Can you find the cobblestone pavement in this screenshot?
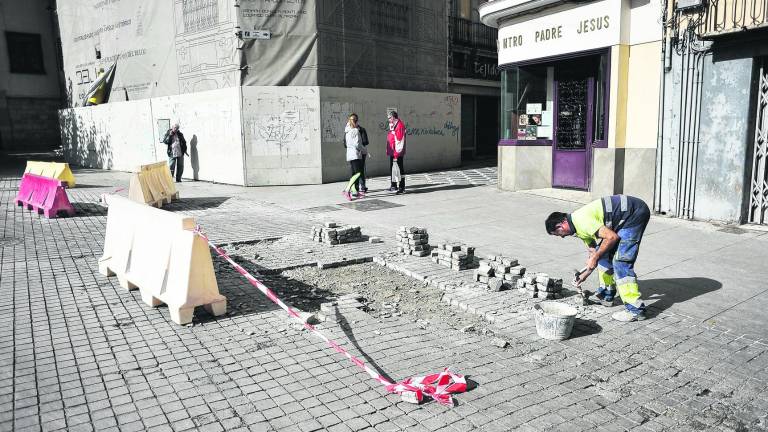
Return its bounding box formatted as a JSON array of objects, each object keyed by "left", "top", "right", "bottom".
[{"left": 2, "top": 168, "right": 768, "bottom": 432}]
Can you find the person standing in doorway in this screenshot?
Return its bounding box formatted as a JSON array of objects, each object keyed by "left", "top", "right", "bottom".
[
  {"left": 386, "top": 111, "right": 406, "bottom": 194},
  {"left": 162, "top": 122, "right": 188, "bottom": 183},
  {"left": 342, "top": 114, "right": 364, "bottom": 200}
]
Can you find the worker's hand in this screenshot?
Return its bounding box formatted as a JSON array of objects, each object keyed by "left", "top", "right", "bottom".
[
  {"left": 585, "top": 252, "right": 598, "bottom": 271},
  {"left": 576, "top": 268, "right": 593, "bottom": 286}
]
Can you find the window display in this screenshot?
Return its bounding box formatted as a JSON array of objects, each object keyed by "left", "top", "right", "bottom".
[{"left": 501, "top": 66, "right": 552, "bottom": 140}]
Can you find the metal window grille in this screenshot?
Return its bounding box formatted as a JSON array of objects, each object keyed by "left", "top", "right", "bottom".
[{"left": 748, "top": 59, "right": 768, "bottom": 224}]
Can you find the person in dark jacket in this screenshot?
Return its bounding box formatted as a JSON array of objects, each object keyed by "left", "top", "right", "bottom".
[
  {"left": 352, "top": 114, "right": 369, "bottom": 193},
  {"left": 162, "top": 122, "right": 188, "bottom": 182}
]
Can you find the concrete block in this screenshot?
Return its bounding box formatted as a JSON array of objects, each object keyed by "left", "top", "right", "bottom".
[
  {"left": 491, "top": 338, "right": 509, "bottom": 348},
  {"left": 325, "top": 222, "right": 338, "bottom": 228},
  {"left": 369, "top": 237, "right": 382, "bottom": 243},
  {"left": 487, "top": 277, "right": 504, "bottom": 292},
  {"left": 509, "top": 266, "right": 526, "bottom": 276},
  {"left": 478, "top": 275, "right": 489, "bottom": 284},
  {"left": 501, "top": 258, "right": 518, "bottom": 267},
  {"left": 476, "top": 265, "right": 493, "bottom": 277}
]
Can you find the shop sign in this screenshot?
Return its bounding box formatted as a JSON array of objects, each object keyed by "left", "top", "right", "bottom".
[{"left": 497, "top": 0, "right": 621, "bottom": 65}]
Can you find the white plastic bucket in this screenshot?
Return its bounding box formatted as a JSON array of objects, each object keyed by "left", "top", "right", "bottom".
[{"left": 533, "top": 301, "right": 577, "bottom": 341}]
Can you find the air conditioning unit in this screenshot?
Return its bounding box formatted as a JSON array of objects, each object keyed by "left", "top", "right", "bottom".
[{"left": 676, "top": 0, "right": 705, "bottom": 11}]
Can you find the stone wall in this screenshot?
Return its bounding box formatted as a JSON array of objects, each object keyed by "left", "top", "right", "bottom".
[{"left": 2, "top": 97, "right": 62, "bottom": 150}]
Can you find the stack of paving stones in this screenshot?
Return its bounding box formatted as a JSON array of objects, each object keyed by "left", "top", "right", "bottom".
[
  {"left": 311, "top": 222, "right": 363, "bottom": 245},
  {"left": 431, "top": 243, "right": 475, "bottom": 271},
  {"left": 474, "top": 254, "right": 526, "bottom": 291},
  {"left": 396, "top": 226, "right": 431, "bottom": 257},
  {"left": 516, "top": 272, "right": 564, "bottom": 299}
]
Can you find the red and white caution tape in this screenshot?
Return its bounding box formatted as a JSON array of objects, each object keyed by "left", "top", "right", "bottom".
[{"left": 194, "top": 226, "right": 467, "bottom": 406}]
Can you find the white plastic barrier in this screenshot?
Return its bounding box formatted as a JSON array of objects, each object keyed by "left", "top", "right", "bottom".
[
  {"left": 128, "top": 161, "right": 179, "bottom": 208},
  {"left": 98, "top": 195, "right": 226, "bottom": 324}
]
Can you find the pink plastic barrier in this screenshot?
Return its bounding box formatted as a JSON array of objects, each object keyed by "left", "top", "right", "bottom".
[{"left": 15, "top": 173, "right": 76, "bottom": 218}]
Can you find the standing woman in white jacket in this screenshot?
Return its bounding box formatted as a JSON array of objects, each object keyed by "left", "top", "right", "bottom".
[{"left": 342, "top": 113, "right": 365, "bottom": 201}]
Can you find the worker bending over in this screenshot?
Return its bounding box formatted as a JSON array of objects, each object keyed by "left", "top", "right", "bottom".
[{"left": 545, "top": 195, "right": 651, "bottom": 322}]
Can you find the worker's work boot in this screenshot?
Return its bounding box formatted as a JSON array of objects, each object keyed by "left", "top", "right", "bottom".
[
  {"left": 611, "top": 310, "right": 647, "bottom": 322},
  {"left": 591, "top": 290, "right": 615, "bottom": 307}
]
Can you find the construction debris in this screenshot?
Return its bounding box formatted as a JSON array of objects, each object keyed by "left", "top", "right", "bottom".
[
  {"left": 490, "top": 337, "right": 509, "bottom": 348},
  {"left": 311, "top": 222, "right": 363, "bottom": 245},
  {"left": 516, "top": 272, "right": 564, "bottom": 299},
  {"left": 474, "top": 254, "right": 525, "bottom": 291},
  {"left": 397, "top": 226, "right": 431, "bottom": 257},
  {"left": 432, "top": 243, "right": 475, "bottom": 271}
]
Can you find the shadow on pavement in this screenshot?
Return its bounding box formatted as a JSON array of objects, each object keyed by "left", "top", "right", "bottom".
[
  {"left": 194, "top": 257, "right": 339, "bottom": 323},
  {"left": 360, "top": 183, "right": 478, "bottom": 199},
  {"left": 333, "top": 307, "right": 396, "bottom": 383},
  {"left": 569, "top": 317, "right": 603, "bottom": 338},
  {"left": 71, "top": 183, "right": 112, "bottom": 189},
  {"left": 70, "top": 202, "right": 109, "bottom": 217},
  {"left": 641, "top": 277, "right": 722, "bottom": 318},
  {"left": 162, "top": 196, "right": 230, "bottom": 212}
]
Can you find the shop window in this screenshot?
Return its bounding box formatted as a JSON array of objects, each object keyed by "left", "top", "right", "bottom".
[
  {"left": 501, "top": 66, "right": 552, "bottom": 141},
  {"left": 5, "top": 32, "right": 45, "bottom": 74},
  {"left": 593, "top": 53, "right": 608, "bottom": 144}
]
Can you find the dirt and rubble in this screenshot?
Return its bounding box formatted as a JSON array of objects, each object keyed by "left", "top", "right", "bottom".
[
  {"left": 282, "top": 263, "right": 496, "bottom": 335},
  {"left": 223, "top": 242, "right": 501, "bottom": 338}
]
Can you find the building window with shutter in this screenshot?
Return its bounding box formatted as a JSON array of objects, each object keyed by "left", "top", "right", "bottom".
[{"left": 5, "top": 32, "right": 46, "bottom": 75}]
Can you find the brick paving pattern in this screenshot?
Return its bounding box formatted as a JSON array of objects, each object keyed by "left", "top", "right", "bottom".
[{"left": 2, "top": 173, "right": 768, "bottom": 432}]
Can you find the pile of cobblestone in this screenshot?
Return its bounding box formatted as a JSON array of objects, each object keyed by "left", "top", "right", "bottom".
[
  {"left": 516, "top": 272, "right": 564, "bottom": 299},
  {"left": 474, "top": 254, "right": 526, "bottom": 291},
  {"left": 311, "top": 222, "right": 363, "bottom": 245},
  {"left": 431, "top": 243, "right": 475, "bottom": 271},
  {"left": 396, "top": 226, "right": 431, "bottom": 257}
]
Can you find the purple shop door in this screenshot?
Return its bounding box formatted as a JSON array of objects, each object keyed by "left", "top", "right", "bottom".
[{"left": 552, "top": 74, "right": 594, "bottom": 190}]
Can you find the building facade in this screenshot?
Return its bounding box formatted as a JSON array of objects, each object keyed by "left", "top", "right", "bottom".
[
  {"left": 56, "top": 0, "right": 488, "bottom": 186},
  {"left": 480, "top": 0, "right": 662, "bottom": 203},
  {"left": 449, "top": 0, "right": 502, "bottom": 160},
  {"left": 0, "top": 0, "right": 65, "bottom": 151},
  {"left": 656, "top": 0, "right": 768, "bottom": 225}
]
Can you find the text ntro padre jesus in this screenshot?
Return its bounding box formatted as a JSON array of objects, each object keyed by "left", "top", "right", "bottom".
[{"left": 500, "top": 15, "right": 610, "bottom": 50}]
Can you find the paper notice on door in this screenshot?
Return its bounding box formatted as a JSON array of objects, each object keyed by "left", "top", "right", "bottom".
[
  {"left": 541, "top": 110, "right": 553, "bottom": 126},
  {"left": 526, "top": 103, "right": 542, "bottom": 115},
  {"left": 537, "top": 126, "right": 553, "bottom": 139}
]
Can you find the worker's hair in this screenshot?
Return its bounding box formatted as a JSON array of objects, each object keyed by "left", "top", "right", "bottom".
[{"left": 545, "top": 212, "right": 568, "bottom": 234}]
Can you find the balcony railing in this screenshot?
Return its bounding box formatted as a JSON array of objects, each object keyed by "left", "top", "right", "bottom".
[
  {"left": 700, "top": 0, "right": 768, "bottom": 36},
  {"left": 672, "top": 0, "right": 768, "bottom": 38},
  {"left": 451, "top": 16, "right": 497, "bottom": 51}
]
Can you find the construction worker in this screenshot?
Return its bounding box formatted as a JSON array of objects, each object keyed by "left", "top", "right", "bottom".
[{"left": 545, "top": 195, "right": 651, "bottom": 322}]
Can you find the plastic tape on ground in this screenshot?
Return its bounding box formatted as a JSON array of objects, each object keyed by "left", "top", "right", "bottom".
[{"left": 195, "top": 226, "right": 467, "bottom": 407}]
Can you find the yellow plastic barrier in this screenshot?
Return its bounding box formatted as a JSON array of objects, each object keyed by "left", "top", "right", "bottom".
[
  {"left": 24, "top": 161, "right": 76, "bottom": 188},
  {"left": 98, "top": 195, "right": 226, "bottom": 325},
  {"left": 128, "top": 161, "right": 179, "bottom": 208}
]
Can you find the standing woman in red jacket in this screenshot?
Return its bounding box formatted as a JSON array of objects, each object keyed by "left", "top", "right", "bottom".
[{"left": 386, "top": 111, "right": 407, "bottom": 194}]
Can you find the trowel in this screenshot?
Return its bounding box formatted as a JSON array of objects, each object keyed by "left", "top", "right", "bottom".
[{"left": 572, "top": 267, "right": 591, "bottom": 306}]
